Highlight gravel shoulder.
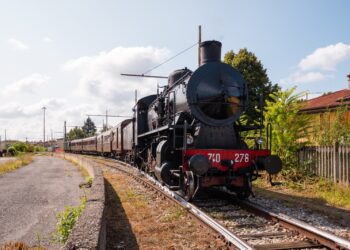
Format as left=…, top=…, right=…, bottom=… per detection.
left=251, top=186, right=350, bottom=240
left=0, top=156, right=85, bottom=249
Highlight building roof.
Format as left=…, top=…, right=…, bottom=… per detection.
left=301, top=88, right=350, bottom=113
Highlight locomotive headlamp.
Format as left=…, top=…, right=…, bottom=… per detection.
left=186, top=134, right=194, bottom=145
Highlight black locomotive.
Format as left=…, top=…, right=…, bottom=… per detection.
left=67, top=40, right=282, bottom=200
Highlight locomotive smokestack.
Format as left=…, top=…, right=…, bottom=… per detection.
left=200, top=40, right=222, bottom=66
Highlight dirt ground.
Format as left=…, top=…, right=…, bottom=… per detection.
left=103, top=169, right=230, bottom=250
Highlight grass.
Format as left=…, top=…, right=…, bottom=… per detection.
left=61, top=156, right=90, bottom=178
left=254, top=173, right=350, bottom=210
left=159, top=205, right=186, bottom=223
left=0, top=154, right=33, bottom=176
left=312, top=178, right=350, bottom=208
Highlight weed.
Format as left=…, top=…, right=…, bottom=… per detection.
left=86, top=176, right=93, bottom=186
left=55, top=197, right=86, bottom=243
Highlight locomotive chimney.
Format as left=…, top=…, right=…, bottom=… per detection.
left=200, top=40, right=222, bottom=66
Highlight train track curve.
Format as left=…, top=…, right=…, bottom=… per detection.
left=88, top=155, right=350, bottom=250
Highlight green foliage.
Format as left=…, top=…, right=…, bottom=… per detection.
left=86, top=176, right=93, bottom=186
left=12, top=142, right=28, bottom=152
left=34, top=146, right=48, bottom=152
left=7, top=146, right=18, bottom=156
left=224, top=48, right=280, bottom=125
left=264, top=88, right=310, bottom=176
left=82, top=117, right=96, bottom=137
left=67, top=127, right=86, bottom=140
left=313, top=105, right=350, bottom=145
left=56, top=197, right=86, bottom=243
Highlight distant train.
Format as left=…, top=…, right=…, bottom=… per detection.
left=68, top=118, right=134, bottom=160
left=66, top=40, right=282, bottom=200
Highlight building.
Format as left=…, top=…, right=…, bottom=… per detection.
left=300, top=74, right=350, bottom=143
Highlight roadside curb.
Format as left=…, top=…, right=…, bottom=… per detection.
left=59, top=153, right=106, bottom=250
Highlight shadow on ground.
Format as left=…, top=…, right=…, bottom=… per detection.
left=104, top=178, right=139, bottom=250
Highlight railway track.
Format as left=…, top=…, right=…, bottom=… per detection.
left=89, top=155, right=350, bottom=250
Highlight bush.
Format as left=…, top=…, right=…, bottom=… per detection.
left=12, top=142, right=28, bottom=153
left=7, top=146, right=17, bottom=156
left=34, top=146, right=47, bottom=152
left=264, top=88, right=310, bottom=178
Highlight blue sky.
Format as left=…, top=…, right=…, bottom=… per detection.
left=1, top=0, right=350, bottom=140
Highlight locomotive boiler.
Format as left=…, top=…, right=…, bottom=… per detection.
left=134, top=40, right=282, bottom=200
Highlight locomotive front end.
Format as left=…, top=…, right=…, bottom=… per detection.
left=178, top=41, right=282, bottom=200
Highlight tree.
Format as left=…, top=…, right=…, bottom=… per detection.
left=67, top=127, right=85, bottom=140
left=264, top=88, right=310, bottom=175
left=82, top=117, right=96, bottom=137
left=224, top=49, right=280, bottom=125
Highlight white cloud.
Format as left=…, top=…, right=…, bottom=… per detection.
left=281, top=42, right=350, bottom=86
left=281, top=71, right=329, bottom=85
left=0, top=46, right=171, bottom=141
left=43, top=37, right=53, bottom=43
left=8, top=38, right=30, bottom=50
left=63, top=46, right=170, bottom=104
left=298, top=43, right=350, bottom=71
left=0, top=98, right=66, bottom=119
left=3, top=73, right=50, bottom=95
left=0, top=98, right=76, bottom=141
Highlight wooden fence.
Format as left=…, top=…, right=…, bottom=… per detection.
left=298, top=145, right=350, bottom=186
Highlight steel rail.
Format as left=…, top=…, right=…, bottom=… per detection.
left=93, top=157, right=254, bottom=250
left=238, top=200, right=350, bottom=250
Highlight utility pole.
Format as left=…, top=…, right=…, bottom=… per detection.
left=198, top=25, right=202, bottom=66
left=106, top=110, right=108, bottom=129
left=4, top=129, right=6, bottom=144
left=64, top=121, right=67, bottom=140
left=51, top=129, right=53, bottom=148
left=135, top=89, right=137, bottom=105
left=42, top=107, right=46, bottom=147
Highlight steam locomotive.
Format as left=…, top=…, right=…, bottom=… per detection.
left=67, top=40, right=282, bottom=200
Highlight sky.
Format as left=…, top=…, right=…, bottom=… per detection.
left=1, top=0, right=350, bottom=141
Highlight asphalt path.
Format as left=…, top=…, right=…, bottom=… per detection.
left=0, top=156, right=84, bottom=249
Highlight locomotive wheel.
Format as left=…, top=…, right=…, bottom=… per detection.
left=182, top=171, right=195, bottom=201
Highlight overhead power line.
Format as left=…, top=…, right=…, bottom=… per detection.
left=142, top=41, right=198, bottom=75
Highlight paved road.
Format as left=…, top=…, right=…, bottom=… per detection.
left=0, top=156, right=85, bottom=249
